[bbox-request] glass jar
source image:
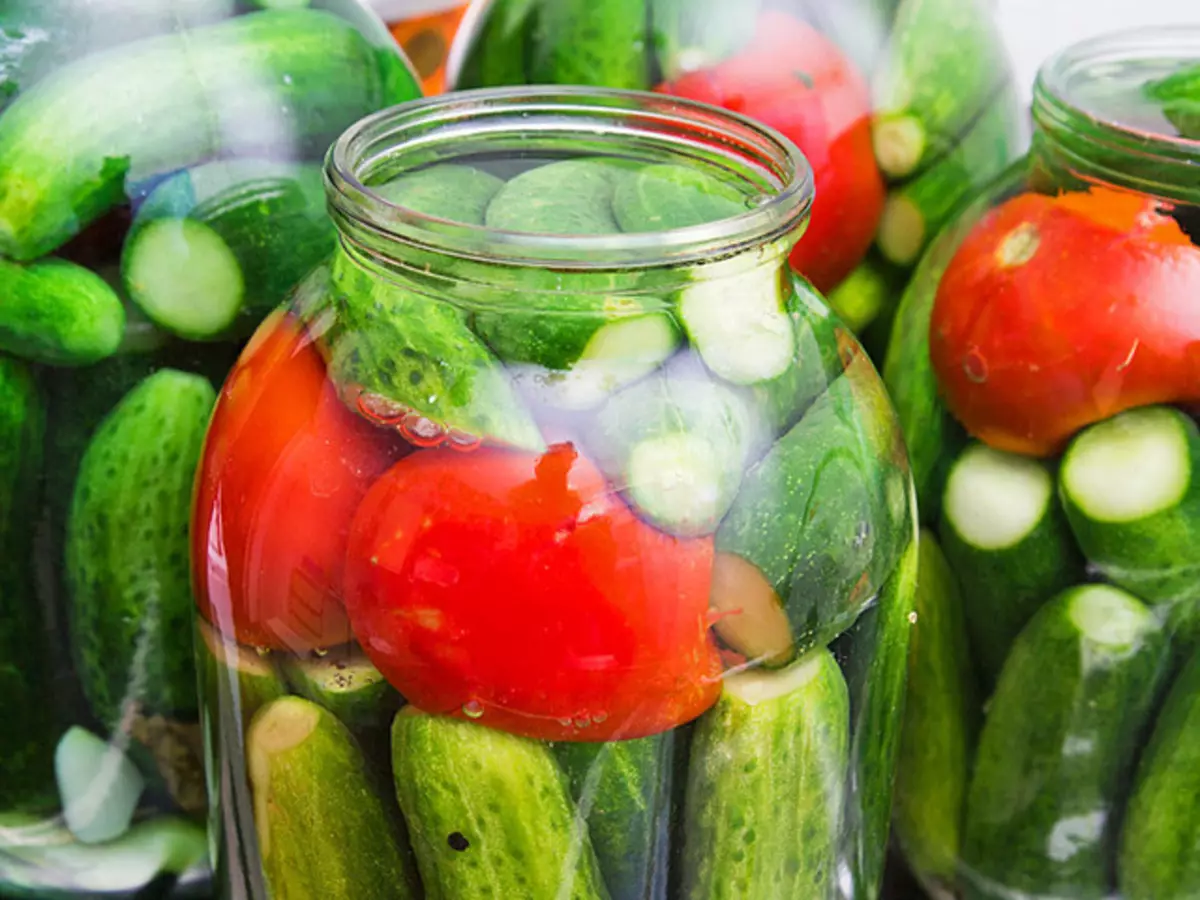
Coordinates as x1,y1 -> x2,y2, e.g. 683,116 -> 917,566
0,3 -> 419,897
193,87 -> 917,900
371,0 -> 471,94
444,0 -> 1027,357
885,27 -> 1200,900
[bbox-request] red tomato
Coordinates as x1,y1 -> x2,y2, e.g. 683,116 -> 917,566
342,442 -> 723,742
930,187 -> 1200,457
193,311 -> 407,651
658,10 -> 884,294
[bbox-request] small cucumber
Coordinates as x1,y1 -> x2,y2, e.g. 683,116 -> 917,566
324,247 -> 544,452
529,0 -> 650,89
279,643 -> 402,733
485,159 -> 622,235
826,251 -> 906,336
0,8 -> 420,260
375,163 -> 505,225
1119,644 -> 1200,900
196,619 -> 288,735
962,584 -> 1168,900
391,708 -> 609,900
893,529 -> 979,891
612,164 -> 752,233
0,257 -> 125,366
554,734 -> 674,900
940,441 -> 1085,686
1060,405 -> 1200,613
66,369 -> 217,727
448,0 -> 539,89
247,696 -> 421,900
680,649 -> 850,900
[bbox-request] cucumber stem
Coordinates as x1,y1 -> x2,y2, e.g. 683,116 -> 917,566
944,443 -> 1053,551
876,194 -> 925,266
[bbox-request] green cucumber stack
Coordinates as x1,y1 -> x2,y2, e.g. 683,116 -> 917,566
0,3 -> 421,895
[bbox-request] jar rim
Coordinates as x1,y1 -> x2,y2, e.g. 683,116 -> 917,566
325,86 -> 815,270
1033,25 -> 1200,193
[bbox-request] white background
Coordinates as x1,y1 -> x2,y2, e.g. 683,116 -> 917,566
997,0 -> 1200,103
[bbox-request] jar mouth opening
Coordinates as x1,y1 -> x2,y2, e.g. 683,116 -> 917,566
325,86 -> 815,270
1034,26 -> 1200,167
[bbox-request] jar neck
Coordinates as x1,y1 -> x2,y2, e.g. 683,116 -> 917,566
323,87 -> 814,294
1029,28 -> 1200,204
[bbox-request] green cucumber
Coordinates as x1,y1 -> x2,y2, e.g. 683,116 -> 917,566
0,8 -> 419,260
962,584 -> 1168,900
65,369 -> 217,727
1060,405 -> 1200,613
940,441 -> 1085,686
826,251 -> 906,335
554,733 -> 673,900
485,159 -> 622,235
1119,644 -> 1200,900
0,0 -> 235,112
0,257 -> 125,365
197,619 -> 288,734
679,649 -> 850,900
677,262 -> 797,385
713,360 -> 912,662
391,708 -> 609,900
1145,63 -> 1200,139
835,534 -> 918,900
0,812 -> 208,897
448,0 -> 539,89
279,643 -> 402,732
127,159 -> 334,337
0,355 -> 57,812
876,92 -> 1024,266
871,0 -> 1010,179
612,164 -> 752,232
583,353 -> 769,537
893,529 -> 979,891
247,696 -> 421,900
649,0 -> 761,80
375,163 -> 506,225
323,248 -> 544,452
529,0 -> 650,89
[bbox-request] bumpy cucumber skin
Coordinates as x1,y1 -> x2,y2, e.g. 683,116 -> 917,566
0,356 -> 58,810
0,9 -> 419,260
893,530 -> 979,892
834,533 -> 918,900
0,257 -> 125,365
323,248 -> 544,452
65,369 -> 216,727
391,709 -> 610,900
962,587 -> 1168,900
529,0 -> 650,90
450,0 -> 539,89
554,733 -> 674,900
248,697 -> 421,900
1119,646 -> 1200,900
612,165 -> 749,233
375,164 -> 505,227
680,649 -> 850,900
484,159 -> 622,236
279,644 -> 402,733
716,352 -> 912,655
940,446 -> 1085,688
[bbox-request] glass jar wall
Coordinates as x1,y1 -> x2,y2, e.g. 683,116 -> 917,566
885,28 -> 1200,900
0,3 -> 420,897
444,0 -> 1027,357
192,88 -> 918,900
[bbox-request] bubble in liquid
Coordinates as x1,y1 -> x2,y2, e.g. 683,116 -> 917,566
558,717 -> 574,728
400,413 -> 447,448
963,347 -> 989,384
357,391 -> 408,424
462,700 -> 484,719
312,647 -> 329,659
254,646 -> 272,658
446,428 -> 483,453
591,712 -> 608,725
574,716 -> 591,729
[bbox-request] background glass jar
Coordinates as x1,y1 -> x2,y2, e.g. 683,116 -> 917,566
192,87 -> 918,900
444,0 -> 1028,358
884,27 -> 1200,900
0,3 -> 419,897
370,0 -> 471,94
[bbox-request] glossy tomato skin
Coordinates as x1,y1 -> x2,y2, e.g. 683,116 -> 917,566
342,442 -> 723,742
930,188 -> 1200,457
658,10 -> 884,294
193,311 -> 407,651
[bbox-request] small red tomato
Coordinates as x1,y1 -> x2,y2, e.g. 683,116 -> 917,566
193,311 -> 406,651
342,442 -> 723,742
658,10 -> 884,294
930,187 -> 1200,457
